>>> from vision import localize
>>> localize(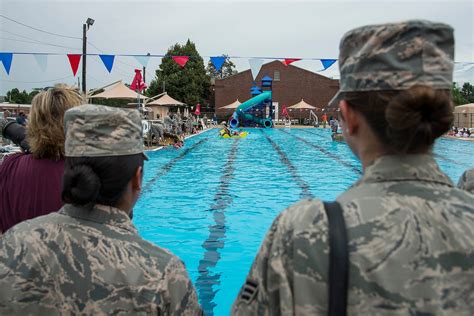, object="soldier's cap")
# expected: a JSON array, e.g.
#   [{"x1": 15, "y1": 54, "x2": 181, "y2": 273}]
[
  {"x1": 328, "y1": 20, "x2": 454, "y2": 108},
  {"x1": 64, "y1": 104, "x2": 148, "y2": 160}
]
